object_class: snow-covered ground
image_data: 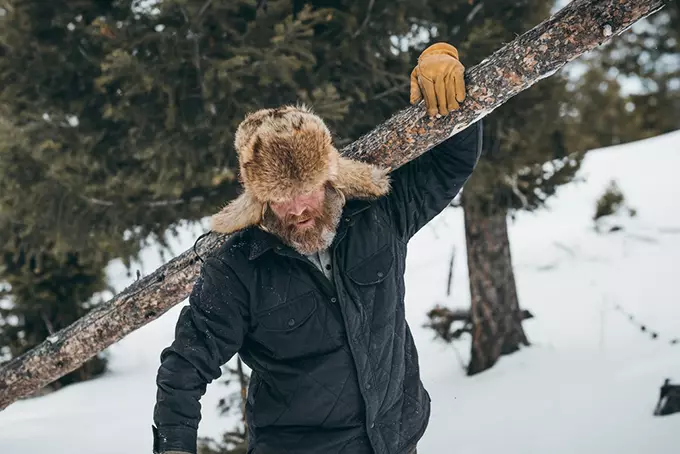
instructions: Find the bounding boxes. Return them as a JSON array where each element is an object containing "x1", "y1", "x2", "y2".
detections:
[{"x1": 1, "y1": 130, "x2": 679, "y2": 453}]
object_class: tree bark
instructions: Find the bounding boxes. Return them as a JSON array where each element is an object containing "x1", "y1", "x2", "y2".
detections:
[
  {"x1": 464, "y1": 200, "x2": 529, "y2": 376},
  {"x1": 0, "y1": 0, "x2": 667, "y2": 410}
]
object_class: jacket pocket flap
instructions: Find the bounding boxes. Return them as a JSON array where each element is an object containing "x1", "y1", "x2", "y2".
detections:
[
  {"x1": 258, "y1": 292, "x2": 318, "y2": 332},
  {"x1": 347, "y1": 245, "x2": 394, "y2": 285}
]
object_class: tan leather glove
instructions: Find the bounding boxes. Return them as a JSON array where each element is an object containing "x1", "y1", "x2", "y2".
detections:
[{"x1": 410, "y1": 42, "x2": 466, "y2": 117}]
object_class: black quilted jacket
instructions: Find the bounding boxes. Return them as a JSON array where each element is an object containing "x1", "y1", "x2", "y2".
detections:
[{"x1": 152, "y1": 120, "x2": 483, "y2": 454}]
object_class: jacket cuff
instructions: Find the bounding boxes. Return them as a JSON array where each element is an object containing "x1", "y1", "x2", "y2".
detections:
[{"x1": 152, "y1": 424, "x2": 197, "y2": 454}]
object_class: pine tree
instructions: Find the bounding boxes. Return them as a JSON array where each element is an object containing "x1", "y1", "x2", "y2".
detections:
[
  {"x1": 0, "y1": 0, "x2": 419, "y2": 390},
  {"x1": 0, "y1": 3, "x2": 117, "y2": 387},
  {"x1": 0, "y1": 243, "x2": 109, "y2": 390},
  {"x1": 0, "y1": 0, "x2": 421, "y2": 256},
  {"x1": 419, "y1": 0, "x2": 649, "y2": 374}
]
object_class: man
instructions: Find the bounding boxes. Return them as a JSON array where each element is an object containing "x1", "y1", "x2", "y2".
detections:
[{"x1": 153, "y1": 42, "x2": 482, "y2": 454}]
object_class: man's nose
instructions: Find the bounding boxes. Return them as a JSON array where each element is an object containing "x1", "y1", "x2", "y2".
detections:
[{"x1": 289, "y1": 199, "x2": 306, "y2": 216}]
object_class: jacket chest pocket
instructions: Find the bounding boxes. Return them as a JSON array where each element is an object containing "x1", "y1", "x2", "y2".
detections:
[
  {"x1": 343, "y1": 244, "x2": 399, "y2": 346},
  {"x1": 254, "y1": 291, "x2": 341, "y2": 360},
  {"x1": 344, "y1": 244, "x2": 396, "y2": 317},
  {"x1": 346, "y1": 244, "x2": 395, "y2": 286}
]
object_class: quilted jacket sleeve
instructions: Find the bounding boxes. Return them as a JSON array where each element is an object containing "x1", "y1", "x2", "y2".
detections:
[
  {"x1": 378, "y1": 119, "x2": 483, "y2": 241},
  {"x1": 152, "y1": 256, "x2": 250, "y2": 454}
]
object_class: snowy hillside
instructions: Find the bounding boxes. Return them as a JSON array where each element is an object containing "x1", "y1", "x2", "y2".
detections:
[{"x1": 1, "y1": 130, "x2": 679, "y2": 454}]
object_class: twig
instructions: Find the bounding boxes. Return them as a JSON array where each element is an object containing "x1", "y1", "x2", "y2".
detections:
[
  {"x1": 466, "y1": 2, "x2": 484, "y2": 23},
  {"x1": 553, "y1": 241, "x2": 576, "y2": 257},
  {"x1": 446, "y1": 246, "x2": 456, "y2": 297},
  {"x1": 197, "y1": 0, "x2": 214, "y2": 18},
  {"x1": 450, "y1": 340, "x2": 467, "y2": 371},
  {"x1": 40, "y1": 312, "x2": 55, "y2": 336},
  {"x1": 352, "y1": 0, "x2": 376, "y2": 38},
  {"x1": 503, "y1": 173, "x2": 529, "y2": 209},
  {"x1": 369, "y1": 82, "x2": 409, "y2": 101}
]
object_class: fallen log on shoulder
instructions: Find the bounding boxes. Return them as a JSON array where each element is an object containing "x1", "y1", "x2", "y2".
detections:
[{"x1": 0, "y1": 0, "x2": 667, "y2": 410}]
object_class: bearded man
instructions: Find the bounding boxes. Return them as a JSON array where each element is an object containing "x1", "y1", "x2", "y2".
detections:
[{"x1": 152, "y1": 42, "x2": 483, "y2": 454}]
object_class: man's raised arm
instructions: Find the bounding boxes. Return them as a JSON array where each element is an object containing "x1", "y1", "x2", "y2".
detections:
[{"x1": 377, "y1": 42, "x2": 483, "y2": 241}]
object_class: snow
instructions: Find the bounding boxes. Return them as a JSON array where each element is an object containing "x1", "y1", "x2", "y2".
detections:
[{"x1": 1, "y1": 130, "x2": 680, "y2": 453}]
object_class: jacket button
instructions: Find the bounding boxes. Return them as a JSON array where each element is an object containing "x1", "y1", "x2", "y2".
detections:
[
  {"x1": 330, "y1": 297, "x2": 337, "y2": 303},
  {"x1": 370, "y1": 423, "x2": 375, "y2": 428},
  {"x1": 366, "y1": 383, "x2": 372, "y2": 390},
  {"x1": 287, "y1": 318, "x2": 295, "y2": 326},
  {"x1": 377, "y1": 271, "x2": 384, "y2": 278}
]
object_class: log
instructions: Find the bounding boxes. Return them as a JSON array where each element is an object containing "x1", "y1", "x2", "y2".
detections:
[{"x1": 0, "y1": 0, "x2": 666, "y2": 410}]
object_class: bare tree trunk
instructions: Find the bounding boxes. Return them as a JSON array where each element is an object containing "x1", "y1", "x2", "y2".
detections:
[
  {"x1": 0, "y1": 0, "x2": 667, "y2": 410},
  {"x1": 464, "y1": 199, "x2": 529, "y2": 376}
]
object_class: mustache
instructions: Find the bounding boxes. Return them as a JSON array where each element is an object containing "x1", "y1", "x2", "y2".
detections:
[{"x1": 284, "y1": 208, "x2": 321, "y2": 225}]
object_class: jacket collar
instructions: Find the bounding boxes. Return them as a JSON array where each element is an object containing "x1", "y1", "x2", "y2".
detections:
[{"x1": 248, "y1": 199, "x2": 372, "y2": 260}]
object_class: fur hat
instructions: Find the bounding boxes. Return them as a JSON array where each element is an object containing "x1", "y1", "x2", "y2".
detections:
[{"x1": 211, "y1": 104, "x2": 391, "y2": 234}]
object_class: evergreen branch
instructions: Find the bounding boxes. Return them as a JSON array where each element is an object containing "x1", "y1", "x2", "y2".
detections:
[
  {"x1": 357, "y1": 63, "x2": 411, "y2": 84},
  {"x1": 78, "y1": 190, "x2": 222, "y2": 208},
  {"x1": 369, "y1": 82, "x2": 409, "y2": 101}
]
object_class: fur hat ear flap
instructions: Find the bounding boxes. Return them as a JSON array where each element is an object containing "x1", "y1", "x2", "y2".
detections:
[
  {"x1": 333, "y1": 156, "x2": 391, "y2": 200},
  {"x1": 211, "y1": 191, "x2": 264, "y2": 235}
]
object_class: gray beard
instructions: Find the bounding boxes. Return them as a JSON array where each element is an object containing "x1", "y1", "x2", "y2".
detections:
[{"x1": 260, "y1": 185, "x2": 344, "y2": 255}]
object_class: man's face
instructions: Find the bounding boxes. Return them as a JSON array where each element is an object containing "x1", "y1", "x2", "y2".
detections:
[
  {"x1": 268, "y1": 187, "x2": 326, "y2": 230},
  {"x1": 262, "y1": 183, "x2": 344, "y2": 255}
]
